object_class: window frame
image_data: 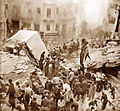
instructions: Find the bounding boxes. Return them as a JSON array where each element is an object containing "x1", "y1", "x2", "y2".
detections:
[
  {"x1": 47, "y1": 8, "x2": 51, "y2": 18},
  {"x1": 37, "y1": 7, "x2": 41, "y2": 14},
  {"x1": 46, "y1": 24, "x2": 50, "y2": 31}
]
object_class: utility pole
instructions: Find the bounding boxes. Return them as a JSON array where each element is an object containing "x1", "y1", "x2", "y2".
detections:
[{"x1": 0, "y1": 0, "x2": 6, "y2": 50}]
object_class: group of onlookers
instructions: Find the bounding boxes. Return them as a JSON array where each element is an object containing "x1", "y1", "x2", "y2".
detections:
[{"x1": 3, "y1": 65, "x2": 117, "y2": 111}]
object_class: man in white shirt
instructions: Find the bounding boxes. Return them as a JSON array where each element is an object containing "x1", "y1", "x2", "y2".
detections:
[
  {"x1": 58, "y1": 97, "x2": 65, "y2": 111},
  {"x1": 14, "y1": 81, "x2": 21, "y2": 100}
]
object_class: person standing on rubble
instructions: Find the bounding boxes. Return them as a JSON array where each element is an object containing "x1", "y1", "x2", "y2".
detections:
[
  {"x1": 58, "y1": 96, "x2": 65, "y2": 111},
  {"x1": 101, "y1": 92, "x2": 108, "y2": 110},
  {"x1": 80, "y1": 39, "x2": 87, "y2": 70},
  {"x1": 41, "y1": 95, "x2": 50, "y2": 111},
  {"x1": 24, "y1": 83, "x2": 33, "y2": 111},
  {"x1": 31, "y1": 97, "x2": 40, "y2": 111},
  {"x1": 63, "y1": 43, "x2": 67, "y2": 52},
  {"x1": 14, "y1": 81, "x2": 21, "y2": 101},
  {"x1": 77, "y1": 39, "x2": 80, "y2": 47},
  {"x1": 110, "y1": 85, "x2": 115, "y2": 99},
  {"x1": 7, "y1": 79, "x2": 16, "y2": 110},
  {"x1": 84, "y1": 40, "x2": 91, "y2": 60},
  {"x1": 44, "y1": 57, "x2": 50, "y2": 77},
  {"x1": 50, "y1": 57, "x2": 56, "y2": 78},
  {"x1": 39, "y1": 51, "x2": 45, "y2": 71}
]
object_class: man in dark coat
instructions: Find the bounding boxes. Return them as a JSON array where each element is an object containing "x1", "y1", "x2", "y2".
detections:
[
  {"x1": 7, "y1": 79, "x2": 15, "y2": 110},
  {"x1": 44, "y1": 57, "x2": 50, "y2": 77},
  {"x1": 63, "y1": 43, "x2": 67, "y2": 50},
  {"x1": 80, "y1": 39, "x2": 87, "y2": 70},
  {"x1": 101, "y1": 92, "x2": 108, "y2": 110},
  {"x1": 39, "y1": 51, "x2": 45, "y2": 70},
  {"x1": 41, "y1": 96, "x2": 50, "y2": 111}
]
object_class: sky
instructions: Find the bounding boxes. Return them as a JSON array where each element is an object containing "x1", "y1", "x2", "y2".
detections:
[{"x1": 84, "y1": 0, "x2": 109, "y2": 28}]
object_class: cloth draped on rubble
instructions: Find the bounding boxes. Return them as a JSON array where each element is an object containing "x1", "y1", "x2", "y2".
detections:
[{"x1": 5, "y1": 30, "x2": 49, "y2": 60}]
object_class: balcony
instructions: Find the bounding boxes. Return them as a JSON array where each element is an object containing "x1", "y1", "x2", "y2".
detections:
[{"x1": 42, "y1": 16, "x2": 55, "y2": 21}]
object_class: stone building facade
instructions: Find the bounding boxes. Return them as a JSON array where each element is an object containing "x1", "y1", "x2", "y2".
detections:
[
  {"x1": 0, "y1": 0, "x2": 10, "y2": 48},
  {"x1": 8, "y1": 0, "x2": 76, "y2": 40}
]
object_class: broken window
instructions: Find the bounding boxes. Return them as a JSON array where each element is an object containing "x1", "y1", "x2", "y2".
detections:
[
  {"x1": 62, "y1": 24, "x2": 66, "y2": 36},
  {"x1": 23, "y1": 23, "x2": 30, "y2": 29},
  {"x1": 110, "y1": 4, "x2": 118, "y2": 10},
  {"x1": 47, "y1": 8, "x2": 51, "y2": 18},
  {"x1": 13, "y1": 5, "x2": 20, "y2": 18},
  {"x1": 110, "y1": 4, "x2": 115, "y2": 9},
  {"x1": 56, "y1": 24, "x2": 59, "y2": 31},
  {"x1": 56, "y1": 8, "x2": 59, "y2": 14},
  {"x1": 108, "y1": 15, "x2": 116, "y2": 24},
  {"x1": 5, "y1": 4, "x2": 8, "y2": 18},
  {"x1": 115, "y1": 4, "x2": 118, "y2": 10},
  {"x1": 46, "y1": 24, "x2": 50, "y2": 31},
  {"x1": 5, "y1": 4, "x2": 8, "y2": 10},
  {"x1": 37, "y1": 8, "x2": 41, "y2": 14},
  {"x1": 34, "y1": 24, "x2": 40, "y2": 31}
]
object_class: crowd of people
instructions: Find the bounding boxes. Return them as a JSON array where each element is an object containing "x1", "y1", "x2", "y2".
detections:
[
  {"x1": 49, "y1": 39, "x2": 80, "y2": 57},
  {"x1": 39, "y1": 38, "x2": 90, "y2": 74},
  {"x1": 0, "y1": 39, "x2": 118, "y2": 111},
  {"x1": 1, "y1": 64, "x2": 117, "y2": 111}
]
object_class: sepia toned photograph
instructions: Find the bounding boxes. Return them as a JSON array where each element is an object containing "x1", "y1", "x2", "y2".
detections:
[{"x1": 0, "y1": 0, "x2": 120, "y2": 111}]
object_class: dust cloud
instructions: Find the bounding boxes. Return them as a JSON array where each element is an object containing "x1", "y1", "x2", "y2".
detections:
[{"x1": 56, "y1": 0, "x2": 109, "y2": 28}]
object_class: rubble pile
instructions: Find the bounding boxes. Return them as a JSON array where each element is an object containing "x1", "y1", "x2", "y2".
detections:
[
  {"x1": 0, "y1": 51, "x2": 35, "y2": 83},
  {"x1": 62, "y1": 45, "x2": 120, "y2": 72},
  {"x1": 88, "y1": 46, "x2": 120, "y2": 68},
  {"x1": 0, "y1": 36, "x2": 120, "y2": 111},
  {"x1": 16, "y1": 64, "x2": 120, "y2": 110},
  {"x1": 13, "y1": 60, "x2": 29, "y2": 74},
  {"x1": 29, "y1": 70, "x2": 44, "y2": 94}
]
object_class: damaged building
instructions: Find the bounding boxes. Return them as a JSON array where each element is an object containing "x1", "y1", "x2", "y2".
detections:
[
  {"x1": 5, "y1": 0, "x2": 76, "y2": 44},
  {"x1": 103, "y1": 0, "x2": 120, "y2": 39}
]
